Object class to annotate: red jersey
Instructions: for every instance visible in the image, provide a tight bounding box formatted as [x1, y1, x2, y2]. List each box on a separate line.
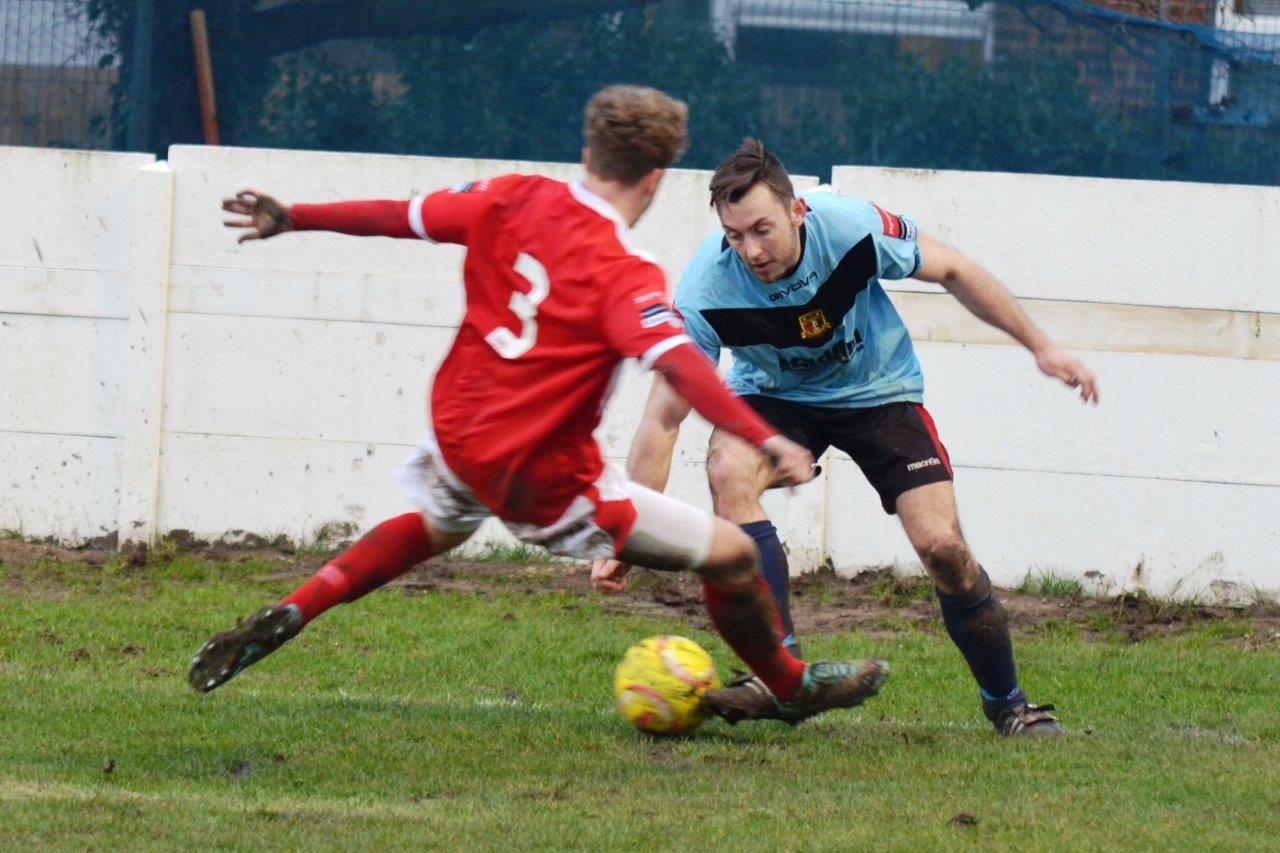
[297, 175, 688, 523]
[291, 174, 776, 527]
[424, 175, 693, 522]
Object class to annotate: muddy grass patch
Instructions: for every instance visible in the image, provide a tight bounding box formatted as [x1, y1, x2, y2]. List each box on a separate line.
[4, 539, 1279, 644]
[389, 561, 1280, 645]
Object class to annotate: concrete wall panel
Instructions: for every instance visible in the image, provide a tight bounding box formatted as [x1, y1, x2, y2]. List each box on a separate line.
[911, 343, 1279, 487]
[0, 432, 121, 541]
[0, 315, 126, 437]
[824, 458, 1280, 600]
[0, 146, 154, 276]
[162, 314, 445, 445]
[831, 166, 1280, 313]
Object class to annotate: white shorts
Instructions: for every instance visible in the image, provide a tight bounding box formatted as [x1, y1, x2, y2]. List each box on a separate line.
[396, 431, 714, 568]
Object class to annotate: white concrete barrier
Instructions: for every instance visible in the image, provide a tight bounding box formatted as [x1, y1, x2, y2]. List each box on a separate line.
[0, 145, 1275, 601]
[832, 166, 1280, 311]
[0, 146, 155, 541]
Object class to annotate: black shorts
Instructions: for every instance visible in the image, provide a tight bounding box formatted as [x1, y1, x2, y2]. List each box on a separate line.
[741, 396, 954, 515]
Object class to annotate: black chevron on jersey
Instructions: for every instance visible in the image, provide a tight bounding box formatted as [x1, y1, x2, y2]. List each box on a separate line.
[699, 234, 877, 349]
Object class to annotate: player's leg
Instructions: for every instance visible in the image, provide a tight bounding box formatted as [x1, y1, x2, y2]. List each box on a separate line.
[188, 514, 473, 693]
[705, 428, 801, 656]
[895, 483, 1059, 737]
[705, 395, 827, 658]
[669, 515, 807, 701]
[617, 482, 887, 724]
[841, 402, 1061, 737]
[188, 432, 485, 693]
[279, 513, 474, 624]
[895, 483, 1013, 691]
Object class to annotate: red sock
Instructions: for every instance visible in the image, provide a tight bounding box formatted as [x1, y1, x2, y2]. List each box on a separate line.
[282, 513, 433, 625]
[702, 575, 806, 701]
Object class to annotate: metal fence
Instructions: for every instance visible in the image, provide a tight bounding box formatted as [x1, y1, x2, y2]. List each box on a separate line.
[3, 0, 1279, 185]
[0, 0, 113, 148]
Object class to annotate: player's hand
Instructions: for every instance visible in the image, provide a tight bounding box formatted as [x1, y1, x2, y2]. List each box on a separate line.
[591, 559, 631, 594]
[759, 435, 816, 487]
[222, 189, 293, 243]
[1034, 344, 1099, 404]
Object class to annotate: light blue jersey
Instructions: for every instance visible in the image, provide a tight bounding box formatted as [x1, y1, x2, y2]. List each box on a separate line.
[674, 189, 924, 408]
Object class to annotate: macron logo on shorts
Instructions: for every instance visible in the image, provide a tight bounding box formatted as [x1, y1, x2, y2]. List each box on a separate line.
[906, 457, 941, 472]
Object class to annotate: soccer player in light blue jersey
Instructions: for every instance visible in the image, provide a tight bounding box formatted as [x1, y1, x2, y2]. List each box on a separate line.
[594, 140, 1098, 737]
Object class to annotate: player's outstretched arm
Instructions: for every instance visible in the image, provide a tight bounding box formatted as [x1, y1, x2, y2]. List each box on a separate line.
[915, 231, 1099, 404]
[625, 375, 692, 493]
[223, 186, 483, 244]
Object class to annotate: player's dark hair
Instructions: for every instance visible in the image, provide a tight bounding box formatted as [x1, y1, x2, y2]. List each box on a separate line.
[584, 85, 688, 185]
[708, 139, 795, 210]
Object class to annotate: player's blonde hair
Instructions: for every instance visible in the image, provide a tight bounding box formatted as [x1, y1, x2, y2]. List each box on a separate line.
[583, 85, 688, 185]
[708, 138, 795, 210]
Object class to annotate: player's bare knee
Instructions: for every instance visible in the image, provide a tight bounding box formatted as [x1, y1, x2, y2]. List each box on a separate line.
[706, 443, 767, 521]
[706, 442, 752, 490]
[917, 535, 978, 593]
[707, 474, 757, 520]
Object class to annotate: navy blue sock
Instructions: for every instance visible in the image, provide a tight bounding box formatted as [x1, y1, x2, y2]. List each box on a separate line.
[935, 570, 1023, 719]
[740, 520, 801, 658]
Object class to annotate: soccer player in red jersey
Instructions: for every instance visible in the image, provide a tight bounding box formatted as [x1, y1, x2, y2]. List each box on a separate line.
[188, 86, 887, 723]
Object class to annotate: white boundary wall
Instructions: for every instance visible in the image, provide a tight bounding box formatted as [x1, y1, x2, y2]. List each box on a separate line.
[0, 147, 157, 542]
[1, 145, 1276, 601]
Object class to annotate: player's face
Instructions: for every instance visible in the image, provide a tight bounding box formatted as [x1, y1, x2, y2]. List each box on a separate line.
[718, 183, 806, 284]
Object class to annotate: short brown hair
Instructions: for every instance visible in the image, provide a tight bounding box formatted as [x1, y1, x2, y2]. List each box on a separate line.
[583, 85, 688, 185]
[709, 139, 794, 209]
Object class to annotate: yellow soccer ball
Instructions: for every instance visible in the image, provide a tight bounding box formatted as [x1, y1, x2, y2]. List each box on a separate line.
[613, 635, 721, 735]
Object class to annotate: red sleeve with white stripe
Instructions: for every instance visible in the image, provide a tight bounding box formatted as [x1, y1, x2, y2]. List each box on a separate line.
[288, 184, 491, 245]
[600, 262, 688, 363]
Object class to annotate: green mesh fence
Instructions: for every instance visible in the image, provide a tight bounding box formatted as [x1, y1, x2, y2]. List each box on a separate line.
[4, 0, 1280, 185]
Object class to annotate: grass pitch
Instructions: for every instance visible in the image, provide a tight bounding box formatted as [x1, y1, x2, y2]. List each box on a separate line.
[1, 546, 1278, 850]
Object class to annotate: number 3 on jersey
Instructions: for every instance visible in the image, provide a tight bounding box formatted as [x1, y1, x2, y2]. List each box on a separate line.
[484, 252, 550, 359]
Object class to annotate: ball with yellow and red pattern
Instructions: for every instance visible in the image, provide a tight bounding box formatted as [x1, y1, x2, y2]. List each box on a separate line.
[613, 635, 722, 735]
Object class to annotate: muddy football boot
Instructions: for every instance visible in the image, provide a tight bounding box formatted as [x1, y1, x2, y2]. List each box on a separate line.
[993, 701, 1063, 738]
[701, 660, 889, 725]
[188, 603, 303, 693]
[699, 671, 776, 724]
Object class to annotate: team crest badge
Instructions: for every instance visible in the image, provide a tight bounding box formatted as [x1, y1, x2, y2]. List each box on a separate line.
[798, 309, 832, 340]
